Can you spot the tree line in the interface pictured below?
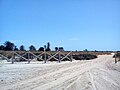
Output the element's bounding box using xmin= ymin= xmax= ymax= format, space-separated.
xmin=0 ymin=41 xmax=64 ymax=51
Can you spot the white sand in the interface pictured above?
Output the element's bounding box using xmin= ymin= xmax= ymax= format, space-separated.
xmin=0 ymin=54 xmax=120 ymax=90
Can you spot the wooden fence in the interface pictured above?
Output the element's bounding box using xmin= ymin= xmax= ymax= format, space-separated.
xmin=0 ymin=51 xmax=72 ymax=64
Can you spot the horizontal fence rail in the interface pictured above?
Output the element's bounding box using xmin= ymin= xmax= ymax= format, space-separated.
xmin=0 ymin=51 xmax=73 ymax=64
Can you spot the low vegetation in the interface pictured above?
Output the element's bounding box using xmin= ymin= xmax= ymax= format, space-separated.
xmin=72 ymin=54 xmax=97 ymax=60
xmin=113 ymin=52 xmax=120 ymax=61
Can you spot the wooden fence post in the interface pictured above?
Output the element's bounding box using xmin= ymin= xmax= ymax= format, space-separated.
xmin=58 ymin=51 xmax=61 ymax=63
xmin=28 ymin=52 xmax=30 ymax=64
xmin=115 ymin=53 xmax=117 ymax=64
xmin=44 ymin=52 xmax=47 ymax=63
xmin=70 ymin=54 xmax=73 ymax=62
xmin=11 ymin=51 xmax=14 ymax=64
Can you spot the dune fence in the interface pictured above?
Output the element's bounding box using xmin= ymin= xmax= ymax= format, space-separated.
xmin=0 ymin=51 xmax=101 ymax=64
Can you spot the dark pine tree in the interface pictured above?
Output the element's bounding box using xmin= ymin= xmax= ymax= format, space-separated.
xmin=4 ymin=41 xmax=15 ymax=51
xmin=38 ymin=47 xmax=44 ymax=51
xmin=55 ymin=47 xmax=58 ymax=51
xmin=0 ymin=45 xmax=5 ymax=50
xmin=19 ymin=45 xmax=25 ymax=51
xmin=46 ymin=42 xmax=51 ymax=51
xmin=29 ymin=45 xmax=36 ymax=51
xmin=59 ymin=47 xmax=64 ymax=51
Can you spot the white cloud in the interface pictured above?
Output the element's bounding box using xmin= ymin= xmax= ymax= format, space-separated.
xmin=69 ymin=38 xmax=79 ymax=41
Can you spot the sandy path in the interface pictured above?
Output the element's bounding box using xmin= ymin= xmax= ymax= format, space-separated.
xmin=0 ymin=55 xmax=120 ymax=90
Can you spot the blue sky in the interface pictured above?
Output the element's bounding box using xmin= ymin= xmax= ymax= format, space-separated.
xmin=0 ymin=0 xmax=120 ymax=51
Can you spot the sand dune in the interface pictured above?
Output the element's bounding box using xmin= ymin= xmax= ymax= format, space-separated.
xmin=0 ymin=54 xmax=120 ymax=90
